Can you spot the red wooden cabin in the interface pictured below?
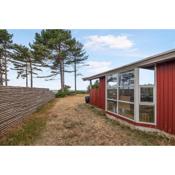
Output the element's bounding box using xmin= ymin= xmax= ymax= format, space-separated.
xmin=83 ymin=49 xmax=175 ymax=136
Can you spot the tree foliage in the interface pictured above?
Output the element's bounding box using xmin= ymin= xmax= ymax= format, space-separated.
xmin=12 ymin=44 xmax=42 ymax=87
xmin=0 ymin=29 xmax=13 ymax=86
xmin=0 ymin=29 xmax=88 ymax=90
xmin=67 ymin=40 xmax=88 ymax=92
xmin=32 ymin=29 xmax=88 ymax=91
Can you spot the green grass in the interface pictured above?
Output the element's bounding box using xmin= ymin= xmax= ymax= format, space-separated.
xmin=55 ymin=90 xmax=87 ymax=98
xmin=74 ymin=90 xmax=87 ymax=94
xmin=0 ymin=99 xmax=56 ymax=146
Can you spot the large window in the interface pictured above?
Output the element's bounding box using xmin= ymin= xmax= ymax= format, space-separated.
xmin=107 ymin=70 xmax=135 ymax=120
xmin=118 ymin=71 xmax=135 ymax=120
xmin=119 ymin=71 xmax=134 ymax=102
xmin=107 ymin=74 xmax=118 ymax=113
xmin=139 ymin=68 xmax=155 ymax=123
xmin=106 ymin=68 xmax=155 ymax=124
xmin=107 ymin=74 xmax=117 ymax=99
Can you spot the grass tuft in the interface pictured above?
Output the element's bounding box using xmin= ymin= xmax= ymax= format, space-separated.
xmin=0 ymin=99 xmax=56 ymax=145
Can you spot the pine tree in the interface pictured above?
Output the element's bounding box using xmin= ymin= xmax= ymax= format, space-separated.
xmin=0 ymin=30 xmax=13 ymax=86
xmin=12 ymin=44 xmax=42 ymax=88
xmin=29 ymin=43 xmax=46 ymax=87
xmin=32 ymin=29 xmax=75 ymax=91
xmin=67 ymin=40 xmax=88 ymax=93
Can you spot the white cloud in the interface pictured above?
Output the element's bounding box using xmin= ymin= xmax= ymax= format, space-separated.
xmin=87 ymin=61 xmax=112 ymax=75
xmin=85 ymin=35 xmax=133 ymax=50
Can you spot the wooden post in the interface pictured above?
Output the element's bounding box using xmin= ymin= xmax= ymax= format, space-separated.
xmin=90 ymin=80 xmax=92 ymax=89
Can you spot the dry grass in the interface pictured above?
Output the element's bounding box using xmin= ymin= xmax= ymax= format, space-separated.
xmin=32 ymin=95 xmax=175 ymax=146
xmin=0 ymin=99 xmax=56 ymax=145
xmin=1 ymin=94 xmax=174 ymax=145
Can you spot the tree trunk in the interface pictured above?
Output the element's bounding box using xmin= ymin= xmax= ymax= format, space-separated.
xmin=60 ymin=59 xmax=64 ymax=91
xmin=3 ymin=46 xmax=8 ymax=86
xmin=0 ymin=58 xmax=3 ymax=85
xmin=4 ymin=55 xmax=7 ymax=86
xmin=26 ymin=62 xmax=28 ymax=87
xmin=63 ymin=60 xmax=64 ymax=89
xmin=29 ymin=61 xmax=33 ymax=88
xmin=74 ymin=57 xmax=77 ymax=93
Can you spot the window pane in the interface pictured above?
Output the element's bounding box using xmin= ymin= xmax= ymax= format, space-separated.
xmin=107 ymin=74 xmax=118 ymax=99
xmin=107 ymin=100 xmax=117 ymax=113
xmin=107 ymin=74 xmax=118 ymax=89
xmin=118 ymin=102 xmax=134 ymax=119
xmin=107 ymin=89 xmax=117 ymax=99
xmin=119 ymin=71 xmax=134 ymax=87
xmin=139 ymin=105 xmax=154 ymax=123
xmin=119 ymin=87 xmax=134 ymax=102
xmin=140 ymin=87 xmax=153 ymax=102
xmin=139 ymin=68 xmax=154 ymax=85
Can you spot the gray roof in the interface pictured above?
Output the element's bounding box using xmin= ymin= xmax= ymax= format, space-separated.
xmin=83 ymin=48 xmax=175 ymax=81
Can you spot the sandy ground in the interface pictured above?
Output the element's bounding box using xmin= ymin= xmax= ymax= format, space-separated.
xmin=33 ymin=95 xmax=175 ymax=145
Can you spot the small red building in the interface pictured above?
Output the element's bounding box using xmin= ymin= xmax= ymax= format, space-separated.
xmin=83 ymin=49 xmax=175 ymax=136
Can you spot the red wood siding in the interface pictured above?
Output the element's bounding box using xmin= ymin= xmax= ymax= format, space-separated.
xmin=157 ymin=60 xmax=175 ymax=135
xmin=90 ymin=77 xmax=105 ymax=110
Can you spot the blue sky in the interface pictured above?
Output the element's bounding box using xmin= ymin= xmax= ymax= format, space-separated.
xmin=7 ymin=29 xmax=175 ymax=90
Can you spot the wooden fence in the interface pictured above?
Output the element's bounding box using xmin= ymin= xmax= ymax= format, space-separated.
xmin=0 ymin=86 xmax=55 ymax=135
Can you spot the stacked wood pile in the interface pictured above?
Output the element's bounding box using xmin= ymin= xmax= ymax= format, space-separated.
xmin=0 ymin=86 xmax=55 ymax=135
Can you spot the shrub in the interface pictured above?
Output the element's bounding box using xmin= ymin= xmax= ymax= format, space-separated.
xmin=87 ymin=80 xmax=99 ymax=92
xmin=75 ymin=90 xmax=87 ymax=94
xmin=55 ymin=91 xmax=66 ymax=98
xmin=55 ymin=85 xmax=87 ymax=98
xmin=55 ymin=85 xmax=71 ymax=98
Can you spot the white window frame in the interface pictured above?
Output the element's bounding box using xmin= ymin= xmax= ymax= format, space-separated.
xmin=105 ymin=66 xmax=156 ymax=125
xmin=106 ymin=74 xmax=118 ymax=114
xmin=106 ymin=70 xmax=135 ymax=121
xmin=134 ymin=68 xmax=139 ymax=122
xmin=138 ymin=66 xmax=156 ymax=125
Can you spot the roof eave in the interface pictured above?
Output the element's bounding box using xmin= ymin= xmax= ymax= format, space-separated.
xmin=83 ymin=49 xmax=175 ymax=81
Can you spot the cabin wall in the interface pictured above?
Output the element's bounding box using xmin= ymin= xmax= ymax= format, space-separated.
xmin=88 ymin=60 xmax=175 ymax=136
xmin=90 ymin=77 xmax=105 ymax=110
xmin=156 ymin=60 xmax=175 ymax=135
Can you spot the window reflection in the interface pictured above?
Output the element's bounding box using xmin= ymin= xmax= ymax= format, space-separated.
xmin=107 ymin=100 xmax=117 ymax=113
xmin=119 ymin=71 xmax=134 ymax=87
xmin=118 ymin=102 xmax=134 ymax=119
xmin=140 ymin=87 xmax=153 ymax=102
xmin=139 ymin=105 xmax=154 ymax=123
xmin=119 ymin=87 xmax=134 ymax=102
xmin=107 ymin=74 xmax=117 ymax=100
xmin=107 ymin=89 xmax=117 ymax=99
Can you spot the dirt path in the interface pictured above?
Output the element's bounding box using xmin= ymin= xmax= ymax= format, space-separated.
xmin=33 ymin=95 xmax=175 ymax=145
